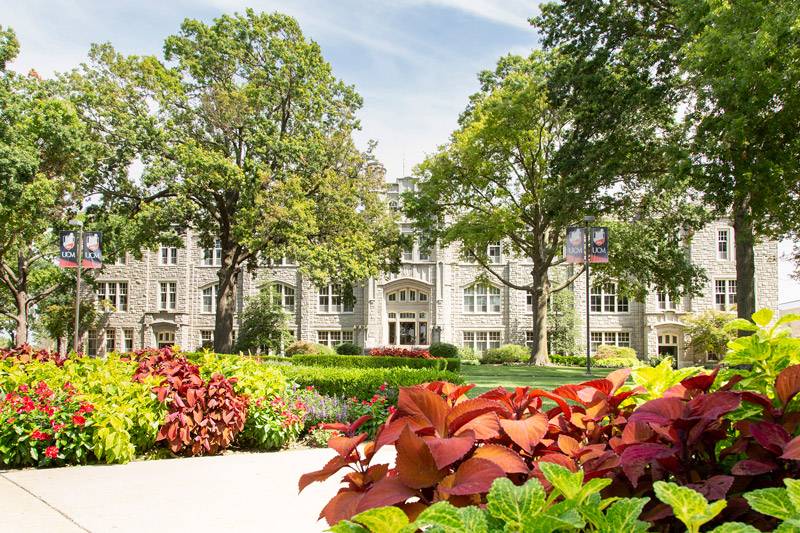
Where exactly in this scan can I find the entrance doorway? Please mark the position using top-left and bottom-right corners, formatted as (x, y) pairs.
(388, 312), (428, 346)
(657, 333), (679, 358)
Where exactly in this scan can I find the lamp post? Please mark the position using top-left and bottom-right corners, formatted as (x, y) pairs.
(583, 215), (595, 375)
(69, 219), (83, 354)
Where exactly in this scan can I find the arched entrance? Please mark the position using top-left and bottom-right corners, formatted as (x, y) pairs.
(384, 282), (432, 346)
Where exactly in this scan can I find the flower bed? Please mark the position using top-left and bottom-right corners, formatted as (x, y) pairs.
(301, 308), (800, 530)
(367, 347), (434, 359)
(290, 354), (461, 372)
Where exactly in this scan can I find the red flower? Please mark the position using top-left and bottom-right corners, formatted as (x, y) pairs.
(18, 384), (29, 393)
(51, 421), (65, 432)
(379, 383), (387, 392)
(30, 429), (51, 441)
(44, 446), (59, 459)
(388, 405), (397, 416)
(72, 415), (86, 426)
(6, 417), (15, 424)
(306, 386), (315, 391)
(78, 403), (94, 414)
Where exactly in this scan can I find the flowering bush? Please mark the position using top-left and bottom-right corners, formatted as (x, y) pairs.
(238, 394), (306, 450)
(0, 382), (94, 467)
(367, 347), (433, 359)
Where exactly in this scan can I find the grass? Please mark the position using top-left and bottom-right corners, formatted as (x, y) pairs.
(462, 364), (600, 396)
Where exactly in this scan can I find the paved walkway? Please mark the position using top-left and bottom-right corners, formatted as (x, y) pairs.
(0, 447), (392, 533)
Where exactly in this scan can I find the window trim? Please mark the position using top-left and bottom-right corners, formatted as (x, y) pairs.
(714, 278), (737, 312)
(590, 283), (629, 314)
(318, 284), (355, 314)
(159, 281), (177, 311)
(463, 283), (502, 314)
(716, 228), (732, 261)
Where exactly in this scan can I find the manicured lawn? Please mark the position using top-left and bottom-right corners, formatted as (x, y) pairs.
(462, 364), (598, 396)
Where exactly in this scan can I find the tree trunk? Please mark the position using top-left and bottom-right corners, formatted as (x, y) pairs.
(733, 198), (756, 320)
(14, 291), (27, 346)
(213, 245), (238, 354)
(529, 271), (550, 366)
(56, 336), (63, 355)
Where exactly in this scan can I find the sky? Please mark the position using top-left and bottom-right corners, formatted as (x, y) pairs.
(3, 0), (799, 303)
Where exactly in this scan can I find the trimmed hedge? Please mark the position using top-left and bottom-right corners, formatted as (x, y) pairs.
(291, 354), (460, 372)
(550, 354), (642, 368)
(484, 344), (529, 364)
(428, 342), (459, 358)
(335, 342), (363, 355)
(274, 365), (463, 400)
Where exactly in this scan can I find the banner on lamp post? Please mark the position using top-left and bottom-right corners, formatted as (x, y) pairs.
(59, 231), (79, 268)
(81, 232), (103, 269)
(565, 226), (585, 264)
(590, 227), (609, 263)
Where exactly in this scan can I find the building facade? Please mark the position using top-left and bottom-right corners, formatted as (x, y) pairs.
(86, 177), (779, 367)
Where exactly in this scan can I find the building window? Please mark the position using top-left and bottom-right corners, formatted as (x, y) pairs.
(105, 329), (116, 353)
(386, 288), (429, 303)
(717, 229), (731, 260)
(317, 330), (354, 347)
(159, 282), (177, 311)
(487, 242), (502, 264)
(657, 291), (677, 311)
(123, 329), (134, 352)
(401, 226), (414, 261)
(273, 283), (295, 312)
(202, 286), (215, 313)
(464, 284), (501, 313)
(590, 331), (631, 353)
(715, 279), (736, 311)
(87, 330), (97, 357)
(202, 239), (222, 266)
(418, 237), (432, 261)
(200, 330), (213, 349)
(318, 284), (354, 313)
(157, 331), (175, 348)
(160, 246), (178, 265)
(97, 281), (128, 312)
(462, 331), (502, 353)
(590, 283), (628, 313)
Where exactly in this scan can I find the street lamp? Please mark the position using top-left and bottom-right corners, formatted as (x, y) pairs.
(69, 219), (83, 354)
(583, 215), (595, 376)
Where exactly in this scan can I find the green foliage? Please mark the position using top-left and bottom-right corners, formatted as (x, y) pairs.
(238, 394), (304, 451)
(721, 308), (800, 395)
(745, 478), (800, 528)
(290, 354), (460, 372)
(594, 345), (637, 361)
(653, 481), (726, 533)
(483, 344), (529, 364)
(285, 340), (335, 357)
(683, 310), (737, 363)
(548, 286), (577, 356)
(234, 287), (292, 355)
(275, 365), (462, 400)
(550, 354), (643, 368)
(183, 351), (286, 401)
(457, 346), (481, 366)
(0, 25), (19, 70)
(428, 342), (459, 358)
(631, 357), (704, 401)
(334, 342), (363, 356)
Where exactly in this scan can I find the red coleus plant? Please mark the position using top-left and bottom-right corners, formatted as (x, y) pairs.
(133, 348), (246, 456)
(367, 347), (434, 359)
(0, 344), (68, 366)
(299, 373), (638, 525)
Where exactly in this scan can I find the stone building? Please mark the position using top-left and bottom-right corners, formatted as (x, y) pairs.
(85, 177), (779, 367)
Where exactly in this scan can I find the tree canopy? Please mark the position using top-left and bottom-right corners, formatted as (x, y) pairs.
(69, 10), (402, 352)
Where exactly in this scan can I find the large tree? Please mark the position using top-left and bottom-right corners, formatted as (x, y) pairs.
(0, 26), (90, 345)
(536, 0), (800, 320)
(405, 52), (707, 364)
(69, 11), (401, 352)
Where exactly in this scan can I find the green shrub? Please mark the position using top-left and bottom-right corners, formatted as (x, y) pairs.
(183, 351), (286, 400)
(594, 356), (644, 368)
(549, 354), (585, 366)
(285, 340), (335, 356)
(483, 344), (528, 364)
(274, 365), (463, 400)
(334, 342), (363, 355)
(291, 354), (460, 372)
(457, 346), (481, 366)
(594, 344), (637, 360)
(428, 342), (459, 358)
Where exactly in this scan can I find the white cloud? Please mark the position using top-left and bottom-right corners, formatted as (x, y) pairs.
(404, 0), (539, 30)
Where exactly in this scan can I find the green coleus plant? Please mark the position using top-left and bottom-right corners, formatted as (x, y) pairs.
(329, 463), (651, 533)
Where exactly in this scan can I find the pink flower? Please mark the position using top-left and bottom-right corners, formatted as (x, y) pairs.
(30, 430), (51, 441)
(18, 384), (29, 393)
(72, 415), (86, 426)
(44, 446), (59, 459)
(379, 383), (387, 392)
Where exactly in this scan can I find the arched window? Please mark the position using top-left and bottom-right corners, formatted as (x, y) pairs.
(463, 283), (501, 313)
(386, 288), (429, 302)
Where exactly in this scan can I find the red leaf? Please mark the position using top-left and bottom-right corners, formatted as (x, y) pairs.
(329, 434), (368, 459)
(776, 365), (800, 407)
(781, 435), (800, 460)
(537, 453), (578, 472)
(453, 411), (502, 440)
(629, 397), (685, 424)
(355, 476), (417, 513)
(299, 455), (351, 492)
(446, 398), (510, 434)
(425, 433), (476, 469)
(557, 435), (581, 457)
(750, 421), (790, 454)
(500, 413), (549, 454)
(396, 426), (444, 489)
(348, 415), (373, 436)
(438, 458), (505, 496)
(732, 459), (778, 475)
(473, 444), (529, 474)
(605, 368), (631, 392)
(528, 389), (572, 418)
(320, 490), (364, 525)
(687, 475), (733, 500)
(620, 443), (674, 486)
(687, 392), (741, 420)
(397, 387), (449, 436)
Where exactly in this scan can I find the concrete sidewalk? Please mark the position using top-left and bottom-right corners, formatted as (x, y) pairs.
(0, 447), (391, 533)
